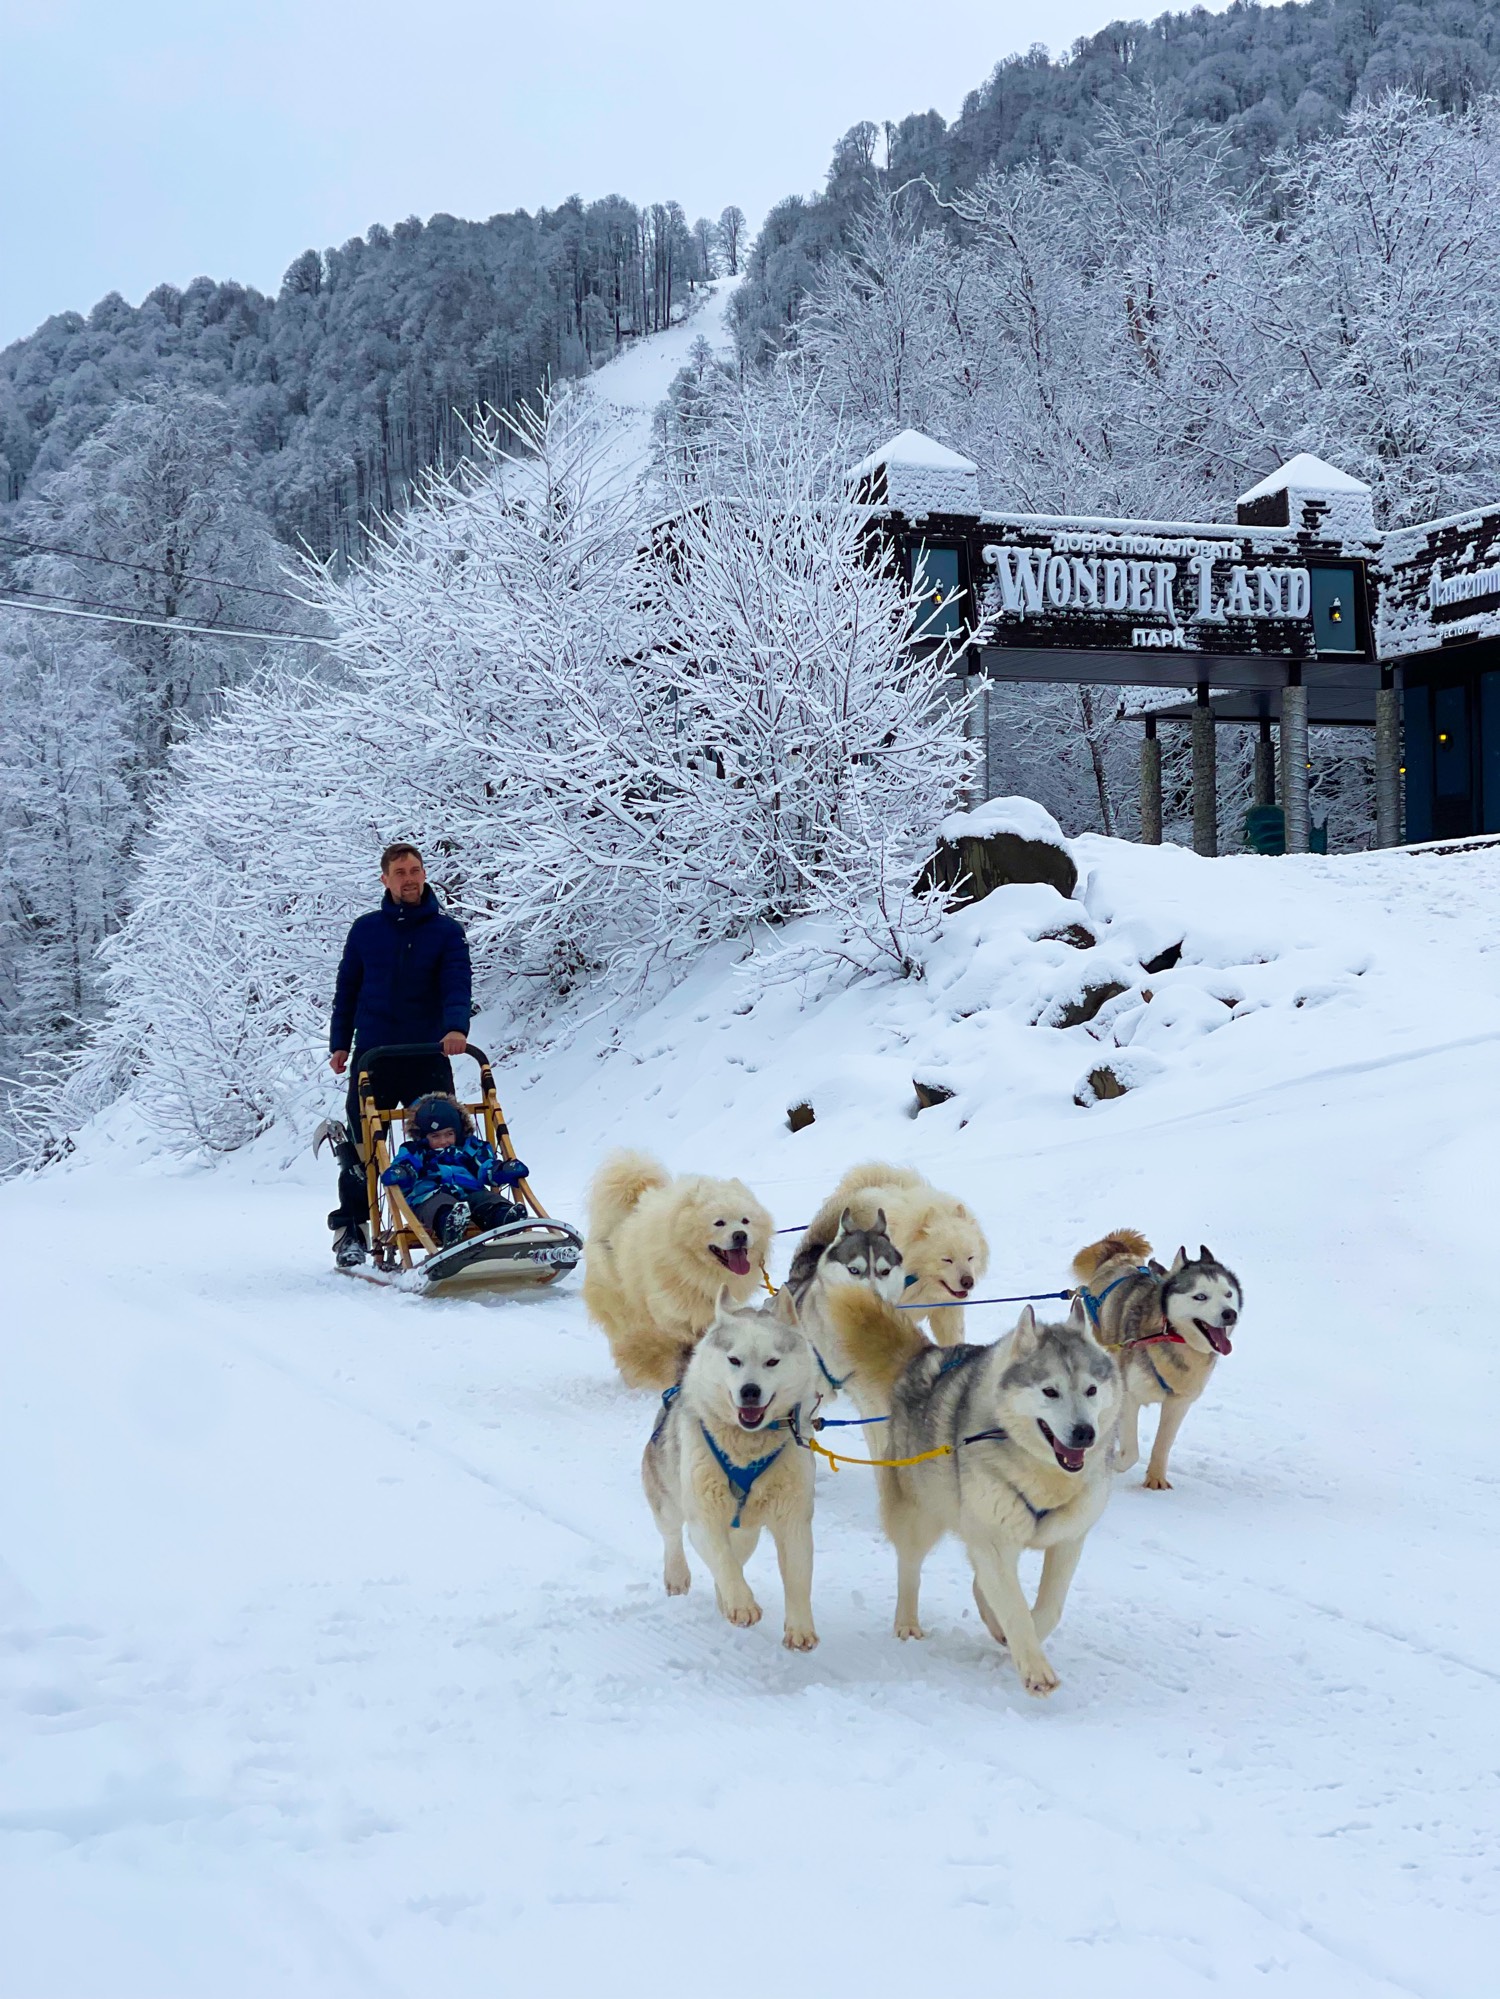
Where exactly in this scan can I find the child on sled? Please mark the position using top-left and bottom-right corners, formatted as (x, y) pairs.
(381, 1092), (530, 1246)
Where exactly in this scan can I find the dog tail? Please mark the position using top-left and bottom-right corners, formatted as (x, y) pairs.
(1072, 1228), (1154, 1283)
(587, 1149), (669, 1239)
(829, 1287), (928, 1402)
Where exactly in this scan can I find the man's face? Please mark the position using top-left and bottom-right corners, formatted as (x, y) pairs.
(382, 852), (426, 905)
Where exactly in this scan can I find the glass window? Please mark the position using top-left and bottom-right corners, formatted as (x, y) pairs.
(1309, 565), (1361, 654)
(910, 543), (966, 638)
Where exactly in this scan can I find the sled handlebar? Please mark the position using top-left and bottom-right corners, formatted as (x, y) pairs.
(354, 1042), (491, 1069)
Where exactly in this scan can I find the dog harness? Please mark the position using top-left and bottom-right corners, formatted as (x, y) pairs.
(935, 1346), (983, 1380)
(650, 1382), (681, 1445)
(698, 1423), (786, 1529)
(811, 1346), (850, 1394)
(1079, 1265), (1154, 1327)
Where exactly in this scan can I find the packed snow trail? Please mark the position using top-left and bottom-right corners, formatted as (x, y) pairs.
(3, 835), (1498, 1997)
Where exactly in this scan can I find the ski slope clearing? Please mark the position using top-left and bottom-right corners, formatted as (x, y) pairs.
(4, 833), (1498, 1997)
(578, 274), (739, 486)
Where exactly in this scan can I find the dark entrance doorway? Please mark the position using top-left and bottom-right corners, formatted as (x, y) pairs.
(1403, 646), (1500, 841)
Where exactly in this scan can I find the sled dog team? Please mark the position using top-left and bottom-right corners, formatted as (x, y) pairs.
(584, 1153), (1243, 1698)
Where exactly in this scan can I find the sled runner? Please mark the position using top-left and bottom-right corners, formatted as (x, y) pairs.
(314, 1043), (582, 1293)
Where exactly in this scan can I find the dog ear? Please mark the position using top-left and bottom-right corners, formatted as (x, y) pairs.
(768, 1283), (799, 1327)
(1171, 1246), (1187, 1273)
(873, 1207), (887, 1234)
(1012, 1305), (1039, 1353)
(834, 1206), (854, 1242)
(1198, 1244), (1214, 1266)
(1066, 1292), (1090, 1331)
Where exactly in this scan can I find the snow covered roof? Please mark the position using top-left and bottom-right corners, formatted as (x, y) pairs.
(1238, 453), (1370, 503)
(852, 428), (980, 521)
(852, 429), (980, 479)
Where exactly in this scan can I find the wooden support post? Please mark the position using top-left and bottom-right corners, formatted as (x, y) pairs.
(1254, 716), (1276, 808)
(1191, 682), (1218, 857)
(1140, 716), (1162, 845)
(1375, 666), (1401, 848)
(1281, 670), (1310, 854)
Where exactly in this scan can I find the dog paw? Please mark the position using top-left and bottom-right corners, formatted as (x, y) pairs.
(722, 1599), (762, 1628)
(783, 1625), (819, 1651)
(1143, 1472), (1173, 1490)
(894, 1619), (927, 1640)
(664, 1572), (691, 1596)
(1017, 1656), (1060, 1697)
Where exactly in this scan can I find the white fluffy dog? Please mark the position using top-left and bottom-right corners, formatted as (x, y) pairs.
(584, 1150), (775, 1390)
(796, 1162), (989, 1345)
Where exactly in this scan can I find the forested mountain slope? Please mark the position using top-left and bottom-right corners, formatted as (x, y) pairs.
(0, 197), (725, 562)
(738, 0), (1500, 354)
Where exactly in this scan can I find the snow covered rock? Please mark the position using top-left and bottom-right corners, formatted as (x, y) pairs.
(1073, 1049), (1167, 1105)
(923, 796), (1078, 904)
(1042, 978), (1132, 1030)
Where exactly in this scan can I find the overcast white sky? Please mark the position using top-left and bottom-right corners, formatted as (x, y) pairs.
(0, 0), (1233, 348)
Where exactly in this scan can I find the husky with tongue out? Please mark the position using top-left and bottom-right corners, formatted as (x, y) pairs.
(642, 1288), (821, 1649)
(830, 1287), (1121, 1699)
(583, 1150), (774, 1391)
(1070, 1231), (1243, 1492)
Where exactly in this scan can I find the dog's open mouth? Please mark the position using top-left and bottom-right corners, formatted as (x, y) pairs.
(737, 1400), (772, 1430)
(1196, 1319), (1233, 1355)
(711, 1244), (752, 1277)
(1038, 1419), (1086, 1472)
(939, 1280), (969, 1299)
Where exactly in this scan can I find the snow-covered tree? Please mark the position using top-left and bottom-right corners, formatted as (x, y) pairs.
(0, 620), (135, 1105)
(648, 395), (978, 976)
(31, 669), (370, 1156)
(12, 387), (299, 786)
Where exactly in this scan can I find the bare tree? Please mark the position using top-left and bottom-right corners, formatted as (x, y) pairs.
(717, 205), (746, 276)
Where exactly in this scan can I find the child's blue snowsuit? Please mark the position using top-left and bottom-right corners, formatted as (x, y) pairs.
(380, 1092), (529, 1238)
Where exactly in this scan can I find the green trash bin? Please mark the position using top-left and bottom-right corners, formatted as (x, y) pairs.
(1243, 804), (1286, 855)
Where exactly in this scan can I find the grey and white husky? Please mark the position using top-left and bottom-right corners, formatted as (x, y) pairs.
(1071, 1230), (1243, 1490)
(642, 1288), (822, 1650)
(831, 1287), (1121, 1697)
(782, 1206), (906, 1394)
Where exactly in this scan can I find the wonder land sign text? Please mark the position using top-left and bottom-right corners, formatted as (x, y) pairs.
(981, 536), (1312, 654)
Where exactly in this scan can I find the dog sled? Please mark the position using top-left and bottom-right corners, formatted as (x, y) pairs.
(314, 1042), (582, 1294)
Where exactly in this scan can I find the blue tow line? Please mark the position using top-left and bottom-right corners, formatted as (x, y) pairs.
(897, 1289), (1074, 1311)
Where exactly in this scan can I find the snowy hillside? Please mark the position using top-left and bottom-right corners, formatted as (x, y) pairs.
(4, 830), (1498, 1997)
(579, 274), (740, 485)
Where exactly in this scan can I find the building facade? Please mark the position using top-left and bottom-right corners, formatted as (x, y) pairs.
(857, 429), (1500, 850)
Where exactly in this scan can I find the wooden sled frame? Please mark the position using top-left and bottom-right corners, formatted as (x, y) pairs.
(352, 1042), (581, 1290)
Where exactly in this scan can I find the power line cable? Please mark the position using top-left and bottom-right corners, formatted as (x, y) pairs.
(0, 528), (306, 606)
(0, 583), (328, 646)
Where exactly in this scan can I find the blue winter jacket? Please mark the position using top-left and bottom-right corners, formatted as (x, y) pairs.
(380, 1135), (528, 1207)
(329, 887), (472, 1054)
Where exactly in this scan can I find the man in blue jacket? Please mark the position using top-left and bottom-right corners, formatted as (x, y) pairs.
(326, 842), (473, 1266)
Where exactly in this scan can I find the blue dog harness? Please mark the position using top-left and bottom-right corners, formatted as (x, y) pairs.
(811, 1346), (849, 1395)
(1079, 1265), (1154, 1328)
(650, 1382), (681, 1444)
(699, 1423), (786, 1529)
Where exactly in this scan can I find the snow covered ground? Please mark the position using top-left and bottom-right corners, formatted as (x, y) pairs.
(4, 830), (1499, 1998)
